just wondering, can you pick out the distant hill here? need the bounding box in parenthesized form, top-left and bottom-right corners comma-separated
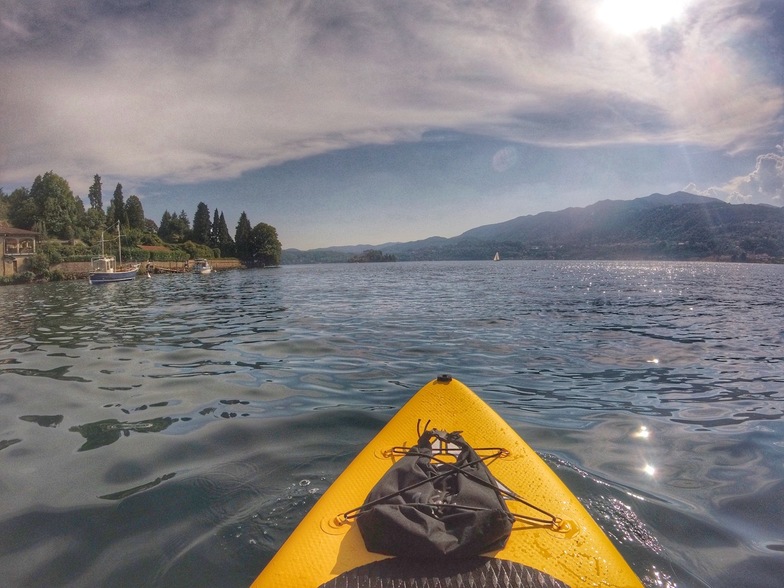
(281, 192, 784, 264)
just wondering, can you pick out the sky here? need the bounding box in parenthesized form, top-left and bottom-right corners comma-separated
(2, 0, 783, 250)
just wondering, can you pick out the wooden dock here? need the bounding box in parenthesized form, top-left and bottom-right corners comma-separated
(146, 259, 244, 274)
(52, 258, 245, 278)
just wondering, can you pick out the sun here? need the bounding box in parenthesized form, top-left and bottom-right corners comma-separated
(597, 0, 690, 35)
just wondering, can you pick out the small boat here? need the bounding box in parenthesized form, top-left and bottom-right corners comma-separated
(253, 376, 643, 587)
(193, 258, 212, 274)
(88, 224, 140, 285)
(493, 251, 500, 261)
(88, 256, 139, 284)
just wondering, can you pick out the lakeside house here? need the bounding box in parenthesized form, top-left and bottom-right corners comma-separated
(1, 224, 39, 277)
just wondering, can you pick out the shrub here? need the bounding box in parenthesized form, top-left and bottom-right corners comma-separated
(178, 240, 215, 259)
(29, 253, 52, 274)
(148, 249, 188, 262)
(39, 242, 64, 264)
(121, 246, 148, 263)
(140, 233, 166, 247)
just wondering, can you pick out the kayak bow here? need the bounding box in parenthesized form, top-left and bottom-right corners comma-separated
(252, 375, 643, 588)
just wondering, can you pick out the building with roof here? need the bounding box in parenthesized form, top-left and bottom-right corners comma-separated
(1, 224, 39, 277)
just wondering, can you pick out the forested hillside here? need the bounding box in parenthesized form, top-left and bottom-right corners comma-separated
(282, 192, 784, 263)
(1, 172, 283, 277)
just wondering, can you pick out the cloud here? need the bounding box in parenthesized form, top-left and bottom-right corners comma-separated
(724, 149, 784, 205)
(1, 0, 782, 194)
(685, 141, 784, 205)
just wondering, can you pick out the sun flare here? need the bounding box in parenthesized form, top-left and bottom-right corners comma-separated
(597, 0, 690, 35)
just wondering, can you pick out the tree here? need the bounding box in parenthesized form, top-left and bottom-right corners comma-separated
(109, 183, 128, 227)
(29, 171, 83, 239)
(207, 209, 234, 255)
(210, 209, 221, 247)
(234, 211, 252, 259)
(0, 188, 8, 221)
(177, 210, 191, 241)
(6, 187, 36, 229)
(144, 218, 159, 234)
(216, 212, 235, 256)
(85, 175, 106, 230)
(349, 249, 397, 262)
(88, 175, 103, 210)
(247, 222, 282, 266)
(84, 207, 107, 234)
(157, 209, 191, 242)
(125, 195, 145, 230)
(158, 210, 173, 241)
(70, 195, 87, 241)
(192, 202, 211, 244)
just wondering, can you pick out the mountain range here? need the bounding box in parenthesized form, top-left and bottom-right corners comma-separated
(281, 192, 784, 264)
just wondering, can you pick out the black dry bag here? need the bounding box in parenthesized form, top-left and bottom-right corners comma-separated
(356, 430, 513, 559)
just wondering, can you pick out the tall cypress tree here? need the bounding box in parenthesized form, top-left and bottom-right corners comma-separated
(111, 183, 128, 227)
(210, 209, 221, 248)
(217, 212, 234, 256)
(192, 202, 211, 244)
(193, 202, 212, 245)
(235, 212, 252, 260)
(88, 175, 103, 210)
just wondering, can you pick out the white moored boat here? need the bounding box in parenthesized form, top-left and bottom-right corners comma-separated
(193, 258, 212, 274)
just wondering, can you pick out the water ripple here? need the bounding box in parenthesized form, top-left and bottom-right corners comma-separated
(1, 261, 783, 587)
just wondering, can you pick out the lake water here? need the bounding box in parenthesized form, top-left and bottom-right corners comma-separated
(1, 260, 783, 587)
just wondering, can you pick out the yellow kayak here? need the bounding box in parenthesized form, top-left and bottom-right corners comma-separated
(252, 376, 643, 587)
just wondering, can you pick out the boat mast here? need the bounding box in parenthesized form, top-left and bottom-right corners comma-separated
(117, 221, 122, 265)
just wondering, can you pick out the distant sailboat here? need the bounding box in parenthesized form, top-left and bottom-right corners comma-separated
(493, 251, 500, 261)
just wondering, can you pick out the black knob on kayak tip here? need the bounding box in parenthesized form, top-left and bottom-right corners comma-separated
(437, 374, 452, 383)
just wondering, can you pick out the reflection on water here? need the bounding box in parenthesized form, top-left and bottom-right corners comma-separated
(0, 438, 22, 451)
(1, 261, 783, 587)
(69, 417, 178, 451)
(20, 414, 64, 428)
(99, 472, 177, 501)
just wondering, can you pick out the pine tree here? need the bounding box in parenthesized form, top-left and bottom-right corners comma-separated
(177, 210, 191, 241)
(158, 210, 173, 240)
(157, 209, 190, 242)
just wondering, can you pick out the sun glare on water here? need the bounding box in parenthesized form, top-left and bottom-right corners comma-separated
(597, 0, 690, 35)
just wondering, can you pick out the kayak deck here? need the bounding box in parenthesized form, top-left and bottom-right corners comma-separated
(318, 557, 570, 587)
(252, 376, 643, 588)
